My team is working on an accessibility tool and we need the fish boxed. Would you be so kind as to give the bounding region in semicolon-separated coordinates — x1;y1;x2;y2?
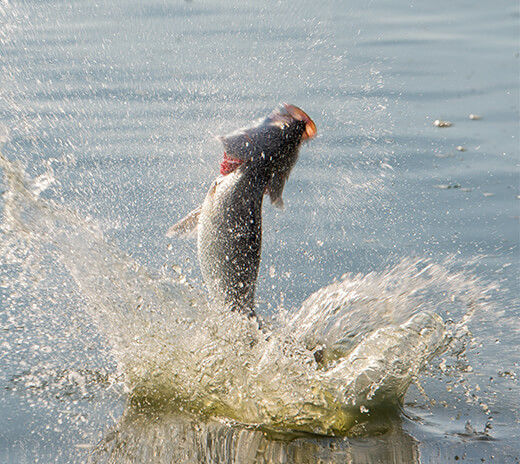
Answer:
167;104;317;317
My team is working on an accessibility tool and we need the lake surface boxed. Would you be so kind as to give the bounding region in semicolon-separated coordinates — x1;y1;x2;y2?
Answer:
1;0;519;463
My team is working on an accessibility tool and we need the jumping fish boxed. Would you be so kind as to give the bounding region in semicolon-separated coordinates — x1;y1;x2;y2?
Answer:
167;104;317;317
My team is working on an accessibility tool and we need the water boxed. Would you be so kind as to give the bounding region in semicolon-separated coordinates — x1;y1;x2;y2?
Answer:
1;0;518;463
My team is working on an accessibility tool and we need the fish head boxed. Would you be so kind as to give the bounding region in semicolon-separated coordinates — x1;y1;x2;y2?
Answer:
218;104;316;209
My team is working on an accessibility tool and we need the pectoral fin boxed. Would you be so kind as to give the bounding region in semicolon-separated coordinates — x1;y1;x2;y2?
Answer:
166;205;202;238
267;172;287;210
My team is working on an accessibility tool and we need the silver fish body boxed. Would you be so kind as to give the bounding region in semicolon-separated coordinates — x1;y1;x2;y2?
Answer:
197;167;264;314
168;104;316;316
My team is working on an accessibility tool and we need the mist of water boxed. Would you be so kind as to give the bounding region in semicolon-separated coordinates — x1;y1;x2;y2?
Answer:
0;147;495;437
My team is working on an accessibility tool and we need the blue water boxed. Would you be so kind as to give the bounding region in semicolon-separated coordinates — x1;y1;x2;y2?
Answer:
1;0;519;462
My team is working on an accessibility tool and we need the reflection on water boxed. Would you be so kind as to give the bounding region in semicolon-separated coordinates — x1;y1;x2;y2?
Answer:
90;405;419;464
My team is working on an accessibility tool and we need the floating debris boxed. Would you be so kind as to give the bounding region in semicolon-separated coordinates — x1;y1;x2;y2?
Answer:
482;192;495;197
469;114;482;120
456;146;466;152
433;120;453;128
435;184;461;190
498;370;517;380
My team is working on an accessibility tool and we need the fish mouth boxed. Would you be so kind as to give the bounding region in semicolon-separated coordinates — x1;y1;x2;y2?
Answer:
281;103;317;141
268;104;317;141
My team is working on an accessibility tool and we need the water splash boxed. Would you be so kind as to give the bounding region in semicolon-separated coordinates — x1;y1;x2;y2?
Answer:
0;150;492;436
